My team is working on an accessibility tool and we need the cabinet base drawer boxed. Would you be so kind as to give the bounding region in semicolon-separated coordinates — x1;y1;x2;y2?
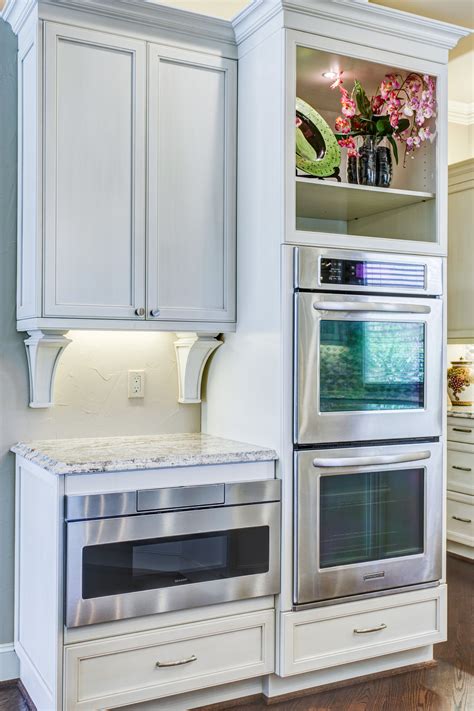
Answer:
447;445;474;496
279;586;446;677
448;420;474;445
64;610;274;710
447;492;474;548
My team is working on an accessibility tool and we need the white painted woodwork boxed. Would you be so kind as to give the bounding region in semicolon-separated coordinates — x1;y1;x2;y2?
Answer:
279;586;447;677
24;330;71;407
63;610;274;710
14;462;64;710
43;23;146;320
447;159;474;341
447;418;474;445
447;444;474;496
446;492;474;548
174;333;222;403
147;43;236;324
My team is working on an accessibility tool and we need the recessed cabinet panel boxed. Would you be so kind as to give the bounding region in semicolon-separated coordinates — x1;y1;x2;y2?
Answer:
147;45;236;322
44;24;146;318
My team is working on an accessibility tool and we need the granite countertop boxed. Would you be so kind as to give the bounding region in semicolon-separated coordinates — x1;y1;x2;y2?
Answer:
11;433;278;475
447;407;474;419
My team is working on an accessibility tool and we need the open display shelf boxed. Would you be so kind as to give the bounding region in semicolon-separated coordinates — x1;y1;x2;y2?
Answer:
294;46;438;245
296;178;435;222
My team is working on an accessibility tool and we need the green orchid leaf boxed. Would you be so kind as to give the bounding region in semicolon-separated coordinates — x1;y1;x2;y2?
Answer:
387;135;399;165
397;118;410;132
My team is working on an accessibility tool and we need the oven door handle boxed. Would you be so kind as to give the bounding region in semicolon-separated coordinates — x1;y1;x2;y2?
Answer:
313;301;431;314
313;451;432;468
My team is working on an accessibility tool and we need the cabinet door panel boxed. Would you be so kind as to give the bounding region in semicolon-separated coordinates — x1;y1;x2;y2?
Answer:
147;45;236;323
44;24;146;319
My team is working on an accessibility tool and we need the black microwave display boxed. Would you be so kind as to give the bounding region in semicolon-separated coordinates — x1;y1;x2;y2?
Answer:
319;258;425;289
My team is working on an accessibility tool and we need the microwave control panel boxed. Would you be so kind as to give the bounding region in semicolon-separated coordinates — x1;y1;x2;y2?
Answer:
319;258;426;290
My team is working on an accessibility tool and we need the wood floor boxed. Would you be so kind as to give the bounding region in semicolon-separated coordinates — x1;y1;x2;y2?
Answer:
1;555;472;711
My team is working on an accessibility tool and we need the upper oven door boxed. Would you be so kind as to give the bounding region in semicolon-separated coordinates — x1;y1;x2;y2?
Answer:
66;502;280;627
294;292;443;445
294;441;443;606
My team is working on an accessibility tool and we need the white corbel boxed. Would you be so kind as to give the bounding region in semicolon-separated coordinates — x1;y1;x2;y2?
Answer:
174;332;222;404
24;330;71;408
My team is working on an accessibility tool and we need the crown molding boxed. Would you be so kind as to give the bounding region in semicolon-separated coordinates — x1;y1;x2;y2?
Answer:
1;0;236;47
233;0;471;51
448;101;474;126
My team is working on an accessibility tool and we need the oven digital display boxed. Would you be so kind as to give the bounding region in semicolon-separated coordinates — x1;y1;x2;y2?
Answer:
320;258;425;289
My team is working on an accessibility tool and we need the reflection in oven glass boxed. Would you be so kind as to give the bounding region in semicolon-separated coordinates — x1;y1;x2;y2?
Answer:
319;320;425;412
319;468;424;568
82;526;270;599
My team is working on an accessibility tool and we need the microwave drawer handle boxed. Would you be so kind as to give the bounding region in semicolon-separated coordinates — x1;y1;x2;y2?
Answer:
313;451;431;468
354;623;387;635
313;302;431;314
156;654;197;668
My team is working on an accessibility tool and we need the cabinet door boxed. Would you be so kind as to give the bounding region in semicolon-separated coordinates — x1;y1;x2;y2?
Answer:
147;45;236;324
43;24;146;319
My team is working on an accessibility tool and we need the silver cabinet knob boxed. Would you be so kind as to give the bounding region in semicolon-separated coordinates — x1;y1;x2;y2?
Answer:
135;307;145;317
150;309;160;317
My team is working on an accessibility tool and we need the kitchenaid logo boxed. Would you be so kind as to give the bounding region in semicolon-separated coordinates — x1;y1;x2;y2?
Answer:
363;571;385;581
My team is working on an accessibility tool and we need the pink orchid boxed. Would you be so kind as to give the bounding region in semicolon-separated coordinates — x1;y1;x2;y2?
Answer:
335;116;351;133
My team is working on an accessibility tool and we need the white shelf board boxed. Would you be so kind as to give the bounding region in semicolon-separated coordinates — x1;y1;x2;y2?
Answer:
296;177;435;222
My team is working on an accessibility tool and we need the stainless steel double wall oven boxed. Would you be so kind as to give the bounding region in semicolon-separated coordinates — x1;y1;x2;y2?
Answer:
293;247;444;607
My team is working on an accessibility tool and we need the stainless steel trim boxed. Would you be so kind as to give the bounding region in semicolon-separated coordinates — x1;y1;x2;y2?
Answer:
293;581;440;610
156;655;197;668
294;442;443;605
66;480;281;521
452;515;472;524
312;451;431;468
295;246;442;295
66;501;280;627
452;427;472;433
452;465;472;472
313;301;431;314
137;485;224;511
295;291;443;445
353;623;387;634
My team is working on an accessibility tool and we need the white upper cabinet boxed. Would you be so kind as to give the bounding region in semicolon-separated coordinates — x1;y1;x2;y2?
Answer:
147;45;236;323
43;24;146;320
13;10;236;332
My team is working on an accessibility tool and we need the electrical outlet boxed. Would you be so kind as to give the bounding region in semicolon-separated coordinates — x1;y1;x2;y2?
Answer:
128;370;145;399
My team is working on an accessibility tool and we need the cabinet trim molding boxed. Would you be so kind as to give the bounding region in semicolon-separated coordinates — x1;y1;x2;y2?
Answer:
24;330;71;408
174;333;222;404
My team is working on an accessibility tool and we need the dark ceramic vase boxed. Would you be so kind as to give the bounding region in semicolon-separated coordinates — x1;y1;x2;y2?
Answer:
347;156;358;184
376;145;393;188
358;136;377;186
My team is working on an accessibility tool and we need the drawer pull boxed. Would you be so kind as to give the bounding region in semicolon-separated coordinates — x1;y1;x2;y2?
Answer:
452;515;472;524
452;428;472;434
353;623;387;635
156;654;197;668
452;465;472;472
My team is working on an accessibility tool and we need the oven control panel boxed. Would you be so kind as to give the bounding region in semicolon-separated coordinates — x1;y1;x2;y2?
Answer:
319;258;426;290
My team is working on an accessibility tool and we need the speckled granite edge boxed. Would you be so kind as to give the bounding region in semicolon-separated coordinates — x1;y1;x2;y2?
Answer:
447;409;474;420
11;434;278;475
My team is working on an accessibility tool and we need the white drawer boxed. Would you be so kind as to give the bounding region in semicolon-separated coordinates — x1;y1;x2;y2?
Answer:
279;586;446;677
447;492;474;548
447;419;474;445
447;446;474;496
64;610;274;710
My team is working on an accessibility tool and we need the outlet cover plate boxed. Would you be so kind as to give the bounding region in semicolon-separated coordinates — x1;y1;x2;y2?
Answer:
128;370;145;398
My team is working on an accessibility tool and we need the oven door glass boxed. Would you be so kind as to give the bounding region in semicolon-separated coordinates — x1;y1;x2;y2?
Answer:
319;468;424;568
82;526;269;599
320;320;425;412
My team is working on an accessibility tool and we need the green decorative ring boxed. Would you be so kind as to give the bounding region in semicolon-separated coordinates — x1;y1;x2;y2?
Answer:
296;97;341;177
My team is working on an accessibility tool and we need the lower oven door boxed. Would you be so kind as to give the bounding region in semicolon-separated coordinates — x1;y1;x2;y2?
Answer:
66;502;280;627
294;442;442;606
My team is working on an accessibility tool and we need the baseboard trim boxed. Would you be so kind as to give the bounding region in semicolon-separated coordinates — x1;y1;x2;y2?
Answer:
195;659;438;710
262;659;438;705
0;644;19;682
